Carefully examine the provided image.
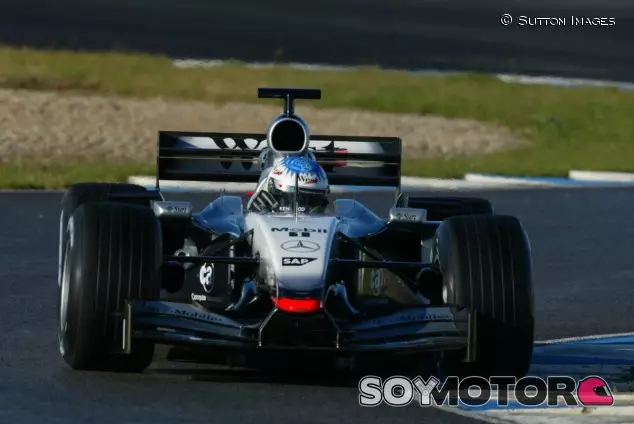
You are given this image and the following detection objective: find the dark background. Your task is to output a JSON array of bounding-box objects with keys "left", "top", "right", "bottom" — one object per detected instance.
[{"left": 1, "top": 0, "right": 633, "bottom": 81}]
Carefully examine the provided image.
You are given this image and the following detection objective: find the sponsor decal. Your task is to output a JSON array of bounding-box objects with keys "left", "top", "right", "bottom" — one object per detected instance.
[
  {"left": 278, "top": 206, "right": 307, "bottom": 212},
  {"left": 282, "top": 257, "right": 317, "bottom": 266},
  {"left": 191, "top": 293, "right": 207, "bottom": 302},
  {"left": 166, "top": 204, "right": 189, "bottom": 214},
  {"left": 153, "top": 201, "right": 192, "bottom": 217},
  {"left": 175, "top": 138, "right": 353, "bottom": 172},
  {"left": 370, "top": 269, "right": 384, "bottom": 296},
  {"left": 272, "top": 227, "right": 327, "bottom": 233},
  {"left": 298, "top": 174, "right": 319, "bottom": 184},
  {"left": 183, "top": 136, "right": 265, "bottom": 151},
  {"left": 353, "top": 309, "right": 453, "bottom": 330},
  {"left": 389, "top": 208, "right": 425, "bottom": 223},
  {"left": 281, "top": 240, "right": 320, "bottom": 253},
  {"left": 358, "top": 375, "right": 615, "bottom": 408},
  {"left": 393, "top": 212, "right": 420, "bottom": 221},
  {"left": 199, "top": 263, "right": 215, "bottom": 293},
  {"left": 136, "top": 301, "right": 241, "bottom": 327}
]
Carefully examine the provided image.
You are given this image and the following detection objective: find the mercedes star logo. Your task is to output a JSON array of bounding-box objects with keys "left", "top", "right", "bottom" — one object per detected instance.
[{"left": 281, "top": 240, "right": 320, "bottom": 253}]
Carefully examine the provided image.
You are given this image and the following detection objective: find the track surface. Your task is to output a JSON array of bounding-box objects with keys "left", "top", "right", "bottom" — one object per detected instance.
[
  {"left": 1, "top": 0, "right": 633, "bottom": 81},
  {"left": 3, "top": 188, "right": 634, "bottom": 423}
]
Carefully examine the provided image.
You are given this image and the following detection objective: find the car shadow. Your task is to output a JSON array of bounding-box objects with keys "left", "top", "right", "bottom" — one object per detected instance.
[
  {"left": 148, "top": 346, "right": 439, "bottom": 388},
  {"left": 151, "top": 366, "right": 364, "bottom": 387}
]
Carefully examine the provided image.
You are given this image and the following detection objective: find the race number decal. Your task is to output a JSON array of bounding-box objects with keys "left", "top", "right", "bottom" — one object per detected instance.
[
  {"left": 199, "top": 263, "right": 215, "bottom": 293},
  {"left": 290, "top": 231, "right": 310, "bottom": 237}
]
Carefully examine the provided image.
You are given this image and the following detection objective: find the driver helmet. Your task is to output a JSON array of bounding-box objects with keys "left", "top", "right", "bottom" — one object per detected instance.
[{"left": 265, "top": 156, "right": 330, "bottom": 213}]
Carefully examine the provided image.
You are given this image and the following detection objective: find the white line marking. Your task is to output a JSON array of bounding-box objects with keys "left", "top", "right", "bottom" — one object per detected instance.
[
  {"left": 536, "top": 332, "right": 634, "bottom": 345},
  {"left": 569, "top": 170, "right": 634, "bottom": 182}
]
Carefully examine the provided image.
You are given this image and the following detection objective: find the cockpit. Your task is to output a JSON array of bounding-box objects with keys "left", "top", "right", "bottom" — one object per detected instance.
[{"left": 247, "top": 185, "right": 330, "bottom": 215}]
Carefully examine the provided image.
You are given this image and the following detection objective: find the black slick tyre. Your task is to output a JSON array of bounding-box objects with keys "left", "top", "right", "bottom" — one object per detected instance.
[
  {"left": 58, "top": 202, "right": 162, "bottom": 372},
  {"left": 58, "top": 183, "right": 152, "bottom": 288},
  {"left": 434, "top": 214, "right": 534, "bottom": 378}
]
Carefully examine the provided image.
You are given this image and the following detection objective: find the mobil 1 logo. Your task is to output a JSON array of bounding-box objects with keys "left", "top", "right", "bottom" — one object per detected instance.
[{"left": 282, "top": 257, "right": 317, "bottom": 266}]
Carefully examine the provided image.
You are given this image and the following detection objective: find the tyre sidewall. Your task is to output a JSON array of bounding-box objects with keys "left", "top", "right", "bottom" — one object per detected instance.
[{"left": 58, "top": 207, "right": 102, "bottom": 368}]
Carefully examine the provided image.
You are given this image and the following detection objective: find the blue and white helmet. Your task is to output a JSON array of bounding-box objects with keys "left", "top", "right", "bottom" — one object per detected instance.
[{"left": 263, "top": 156, "right": 330, "bottom": 213}]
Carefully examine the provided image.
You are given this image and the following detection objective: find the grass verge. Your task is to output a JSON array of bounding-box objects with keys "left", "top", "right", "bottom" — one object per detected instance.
[
  {"left": 0, "top": 159, "right": 155, "bottom": 190},
  {"left": 1, "top": 46, "right": 634, "bottom": 188}
]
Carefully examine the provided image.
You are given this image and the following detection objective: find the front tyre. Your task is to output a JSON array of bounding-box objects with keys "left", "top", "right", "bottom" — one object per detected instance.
[
  {"left": 58, "top": 202, "right": 162, "bottom": 372},
  {"left": 58, "top": 182, "right": 151, "bottom": 288},
  {"left": 435, "top": 214, "right": 534, "bottom": 378}
]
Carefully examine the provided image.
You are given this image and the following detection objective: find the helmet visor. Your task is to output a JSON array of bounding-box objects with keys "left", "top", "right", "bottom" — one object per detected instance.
[{"left": 268, "top": 180, "right": 328, "bottom": 214}]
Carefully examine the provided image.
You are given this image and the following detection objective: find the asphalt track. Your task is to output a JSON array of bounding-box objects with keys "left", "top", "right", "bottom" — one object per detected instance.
[
  {"left": 1, "top": 0, "right": 633, "bottom": 81},
  {"left": 3, "top": 187, "right": 634, "bottom": 423}
]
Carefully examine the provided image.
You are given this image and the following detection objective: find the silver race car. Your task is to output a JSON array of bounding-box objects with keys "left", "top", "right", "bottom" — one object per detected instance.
[{"left": 57, "top": 88, "right": 534, "bottom": 377}]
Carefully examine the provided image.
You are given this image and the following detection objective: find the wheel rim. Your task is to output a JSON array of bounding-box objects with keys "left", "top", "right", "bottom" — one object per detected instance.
[{"left": 58, "top": 242, "right": 71, "bottom": 356}]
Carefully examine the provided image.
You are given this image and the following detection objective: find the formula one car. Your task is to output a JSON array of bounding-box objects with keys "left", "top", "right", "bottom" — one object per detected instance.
[{"left": 56, "top": 88, "right": 534, "bottom": 377}]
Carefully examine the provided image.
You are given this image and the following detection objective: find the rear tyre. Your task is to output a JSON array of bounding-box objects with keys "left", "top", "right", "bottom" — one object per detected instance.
[
  {"left": 434, "top": 214, "right": 534, "bottom": 378},
  {"left": 58, "top": 202, "right": 162, "bottom": 372},
  {"left": 58, "top": 183, "right": 153, "bottom": 288}
]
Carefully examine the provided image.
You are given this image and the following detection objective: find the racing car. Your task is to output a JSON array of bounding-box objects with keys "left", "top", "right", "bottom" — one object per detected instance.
[{"left": 57, "top": 87, "right": 534, "bottom": 378}]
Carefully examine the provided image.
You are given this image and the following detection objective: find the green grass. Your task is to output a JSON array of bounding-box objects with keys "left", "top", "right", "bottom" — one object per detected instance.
[
  {"left": 1, "top": 46, "right": 634, "bottom": 188},
  {"left": 0, "top": 159, "right": 155, "bottom": 189}
]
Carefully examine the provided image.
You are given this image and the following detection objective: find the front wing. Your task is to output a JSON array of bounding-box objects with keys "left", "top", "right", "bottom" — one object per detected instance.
[{"left": 121, "top": 300, "right": 468, "bottom": 354}]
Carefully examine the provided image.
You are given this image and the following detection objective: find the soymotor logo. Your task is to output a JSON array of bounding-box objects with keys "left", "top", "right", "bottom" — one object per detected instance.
[{"left": 358, "top": 375, "right": 615, "bottom": 408}]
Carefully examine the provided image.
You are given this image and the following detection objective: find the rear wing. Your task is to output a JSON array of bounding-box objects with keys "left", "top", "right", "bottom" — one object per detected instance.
[{"left": 155, "top": 131, "right": 402, "bottom": 188}]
